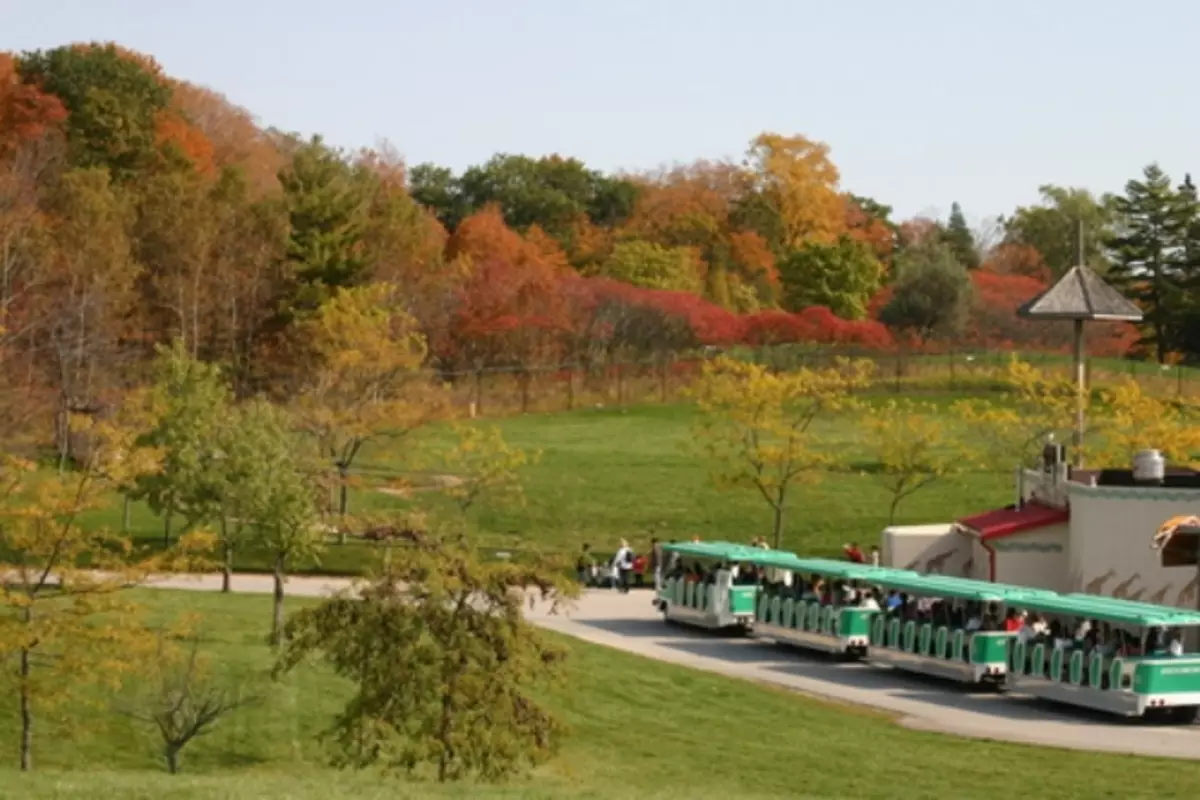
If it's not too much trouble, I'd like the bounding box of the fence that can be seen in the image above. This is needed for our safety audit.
[438,349,1200,418]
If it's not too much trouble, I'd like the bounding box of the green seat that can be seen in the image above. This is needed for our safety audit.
[769,596,782,625]
[1030,644,1045,678]
[1109,658,1124,691]
[1089,652,1104,689]
[807,603,821,631]
[870,615,885,645]
[919,624,933,656]
[1069,650,1084,685]
[888,618,901,648]
[1050,647,1064,682]
[782,598,795,628]
[1012,640,1027,673]
[903,621,917,653]
[757,593,769,621]
[952,630,966,661]
[820,606,833,634]
[795,601,809,630]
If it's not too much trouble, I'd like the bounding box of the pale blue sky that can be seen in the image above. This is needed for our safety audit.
[7,1,1200,223]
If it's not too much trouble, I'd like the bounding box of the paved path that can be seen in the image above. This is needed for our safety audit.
[147,573,1200,761]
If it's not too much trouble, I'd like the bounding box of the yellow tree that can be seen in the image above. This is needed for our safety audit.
[1092,378,1200,467]
[292,282,448,519]
[863,399,968,525]
[745,132,847,248]
[689,356,872,548]
[0,415,211,772]
[951,358,1085,470]
[432,424,538,516]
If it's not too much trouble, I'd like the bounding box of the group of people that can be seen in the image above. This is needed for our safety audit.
[576,535,772,594]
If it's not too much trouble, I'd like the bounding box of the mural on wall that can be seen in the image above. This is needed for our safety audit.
[961,557,973,578]
[904,547,959,574]
[1177,573,1200,608]
[1111,573,1141,599]
[1083,569,1116,595]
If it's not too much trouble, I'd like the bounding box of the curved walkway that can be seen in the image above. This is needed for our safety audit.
[147,573,1200,761]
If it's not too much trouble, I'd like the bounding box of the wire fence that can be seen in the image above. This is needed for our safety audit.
[434,349,1200,418]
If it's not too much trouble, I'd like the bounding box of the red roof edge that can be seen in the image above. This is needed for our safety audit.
[956,502,1069,542]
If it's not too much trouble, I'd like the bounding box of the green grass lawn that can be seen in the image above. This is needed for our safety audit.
[90,397,1014,574]
[2,589,1198,799]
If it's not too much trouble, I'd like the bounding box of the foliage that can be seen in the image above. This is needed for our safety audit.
[879,238,973,340]
[128,339,233,543]
[744,132,846,248]
[278,135,372,313]
[1004,185,1116,277]
[596,239,702,292]
[117,630,259,774]
[0,415,210,771]
[688,356,872,547]
[942,202,979,269]
[1106,164,1196,362]
[273,538,577,783]
[421,424,538,516]
[777,235,884,319]
[16,42,172,180]
[861,399,967,524]
[293,282,441,516]
[951,358,1085,469]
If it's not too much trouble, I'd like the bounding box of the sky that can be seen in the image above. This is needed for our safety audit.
[7,0,1200,224]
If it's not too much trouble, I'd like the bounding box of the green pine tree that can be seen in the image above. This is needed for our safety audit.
[942,202,979,269]
[1106,164,1194,362]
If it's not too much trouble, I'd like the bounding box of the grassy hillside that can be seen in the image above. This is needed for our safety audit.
[91,399,1013,574]
[1,590,1197,799]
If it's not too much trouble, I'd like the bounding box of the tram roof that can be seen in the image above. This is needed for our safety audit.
[1008,592,1200,628]
[662,541,765,561]
[866,572,1055,603]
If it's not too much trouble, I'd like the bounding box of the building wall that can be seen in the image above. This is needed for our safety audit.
[989,523,1069,592]
[880,524,974,576]
[1067,484,1200,610]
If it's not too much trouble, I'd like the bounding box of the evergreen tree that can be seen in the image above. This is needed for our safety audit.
[879,238,973,340]
[942,202,980,269]
[278,136,371,315]
[1170,174,1200,358]
[1106,164,1194,362]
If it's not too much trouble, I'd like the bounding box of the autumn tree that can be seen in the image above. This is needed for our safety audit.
[293,282,442,518]
[597,239,702,292]
[744,132,846,248]
[118,630,259,774]
[37,167,139,464]
[1092,378,1200,467]
[16,43,171,181]
[777,236,883,319]
[689,356,872,548]
[862,399,966,525]
[425,424,537,517]
[0,416,209,771]
[951,358,1087,469]
[273,536,576,782]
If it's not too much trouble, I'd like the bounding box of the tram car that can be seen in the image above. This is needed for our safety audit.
[653,541,1200,723]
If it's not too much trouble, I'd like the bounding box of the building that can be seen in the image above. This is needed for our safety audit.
[881,445,1200,612]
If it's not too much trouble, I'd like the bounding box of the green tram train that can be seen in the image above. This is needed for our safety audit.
[653,540,1200,723]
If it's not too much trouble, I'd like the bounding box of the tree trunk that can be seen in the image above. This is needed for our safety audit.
[121,495,131,532]
[271,553,285,647]
[19,606,32,771]
[222,540,234,593]
[163,503,174,548]
[165,745,179,775]
[337,463,349,518]
[889,495,902,526]
[771,504,784,550]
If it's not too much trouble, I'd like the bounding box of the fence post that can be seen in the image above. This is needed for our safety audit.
[616,363,624,406]
[659,356,669,403]
[474,367,483,416]
[519,369,531,414]
[566,364,575,411]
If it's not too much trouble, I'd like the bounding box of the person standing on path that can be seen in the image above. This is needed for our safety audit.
[614,538,634,594]
[650,537,663,592]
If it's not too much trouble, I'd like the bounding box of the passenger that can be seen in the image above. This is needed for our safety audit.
[1029,614,1049,639]
[843,542,866,563]
[859,590,881,611]
[1073,618,1092,644]
[869,545,881,567]
[965,609,983,632]
[666,541,681,574]
[885,590,903,614]
[613,539,634,594]
[1002,609,1024,634]
[1169,629,1184,657]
